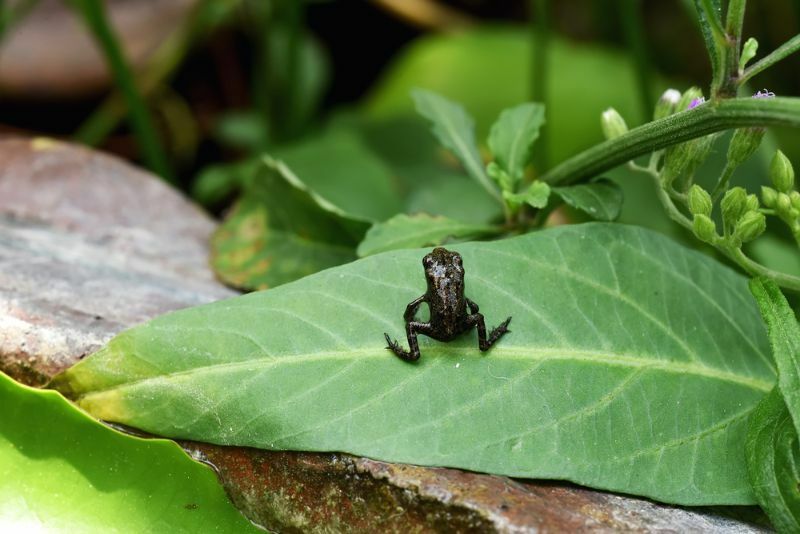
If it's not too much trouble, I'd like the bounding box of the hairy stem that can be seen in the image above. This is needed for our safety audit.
[540,97,800,186]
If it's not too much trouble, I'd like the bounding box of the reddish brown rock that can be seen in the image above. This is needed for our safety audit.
[0,137,769,532]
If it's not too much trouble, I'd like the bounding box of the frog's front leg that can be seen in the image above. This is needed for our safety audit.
[384,321,434,362]
[404,295,426,322]
[466,310,512,352]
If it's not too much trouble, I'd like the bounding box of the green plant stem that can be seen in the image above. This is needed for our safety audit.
[739,34,800,86]
[540,97,800,186]
[711,161,736,199]
[75,0,232,146]
[530,0,549,171]
[651,173,800,292]
[70,0,172,182]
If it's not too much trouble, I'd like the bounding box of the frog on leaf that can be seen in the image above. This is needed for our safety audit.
[384,247,512,362]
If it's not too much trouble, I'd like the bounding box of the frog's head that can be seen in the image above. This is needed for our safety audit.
[422,247,464,286]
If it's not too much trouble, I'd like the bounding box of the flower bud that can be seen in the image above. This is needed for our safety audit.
[770,150,795,193]
[692,214,717,243]
[660,134,715,185]
[761,186,778,208]
[721,187,748,228]
[733,211,766,243]
[677,87,704,112]
[727,127,765,170]
[746,194,759,212]
[688,185,713,217]
[739,38,758,73]
[791,191,800,211]
[601,108,628,140]
[777,193,792,214]
[654,89,681,120]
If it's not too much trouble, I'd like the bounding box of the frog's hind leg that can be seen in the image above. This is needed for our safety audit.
[467,313,512,352]
[384,321,434,362]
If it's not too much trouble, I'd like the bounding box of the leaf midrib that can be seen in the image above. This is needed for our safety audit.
[77,345,773,400]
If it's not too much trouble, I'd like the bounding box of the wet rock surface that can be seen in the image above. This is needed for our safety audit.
[0,138,769,532]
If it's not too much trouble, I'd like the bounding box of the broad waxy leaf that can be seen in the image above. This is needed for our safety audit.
[412,89,502,203]
[745,389,800,532]
[211,159,368,290]
[749,278,800,435]
[553,179,624,221]
[55,224,774,505]
[488,103,545,183]
[357,213,499,257]
[0,372,258,532]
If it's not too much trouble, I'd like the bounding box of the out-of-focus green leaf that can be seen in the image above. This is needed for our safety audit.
[192,159,257,208]
[553,179,624,221]
[745,388,800,532]
[56,224,773,506]
[748,235,800,278]
[214,112,271,153]
[505,181,551,209]
[488,103,546,184]
[270,130,403,222]
[211,160,368,290]
[357,213,499,257]
[365,27,649,164]
[0,372,258,532]
[412,89,501,203]
[405,172,504,224]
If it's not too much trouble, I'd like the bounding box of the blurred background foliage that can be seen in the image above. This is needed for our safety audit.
[1,0,798,284]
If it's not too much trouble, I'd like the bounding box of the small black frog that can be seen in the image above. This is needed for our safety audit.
[384,247,512,362]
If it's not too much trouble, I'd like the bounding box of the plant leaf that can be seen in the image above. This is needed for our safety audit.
[553,179,624,221]
[488,103,545,183]
[749,278,800,436]
[412,88,502,203]
[693,0,722,84]
[745,388,800,532]
[0,372,257,532]
[505,181,551,209]
[357,213,499,257]
[54,224,774,505]
[269,131,403,223]
[211,160,368,290]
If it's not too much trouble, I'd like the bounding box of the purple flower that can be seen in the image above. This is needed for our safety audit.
[753,88,775,98]
[688,97,706,109]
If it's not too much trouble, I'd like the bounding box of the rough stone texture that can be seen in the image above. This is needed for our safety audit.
[0,137,235,384]
[0,0,197,98]
[0,137,770,532]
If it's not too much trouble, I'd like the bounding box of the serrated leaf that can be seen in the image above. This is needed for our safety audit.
[749,278,800,436]
[745,388,800,532]
[211,160,368,290]
[412,88,502,203]
[55,224,774,505]
[488,103,545,183]
[553,179,624,221]
[357,213,499,257]
[0,372,257,532]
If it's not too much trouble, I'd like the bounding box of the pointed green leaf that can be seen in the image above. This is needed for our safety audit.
[745,388,800,532]
[211,160,368,290]
[412,88,502,203]
[357,213,499,257]
[488,103,545,183]
[749,278,800,436]
[0,372,257,532]
[55,224,774,505]
[505,181,551,209]
[553,179,624,221]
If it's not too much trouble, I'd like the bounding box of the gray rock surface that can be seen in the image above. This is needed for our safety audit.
[0,137,770,532]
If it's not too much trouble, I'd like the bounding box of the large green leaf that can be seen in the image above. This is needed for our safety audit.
[357,214,499,257]
[412,89,501,204]
[0,372,258,532]
[488,103,545,184]
[211,159,368,290]
[54,224,774,505]
[745,389,800,532]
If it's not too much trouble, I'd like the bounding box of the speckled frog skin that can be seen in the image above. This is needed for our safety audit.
[384,247,512,362]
